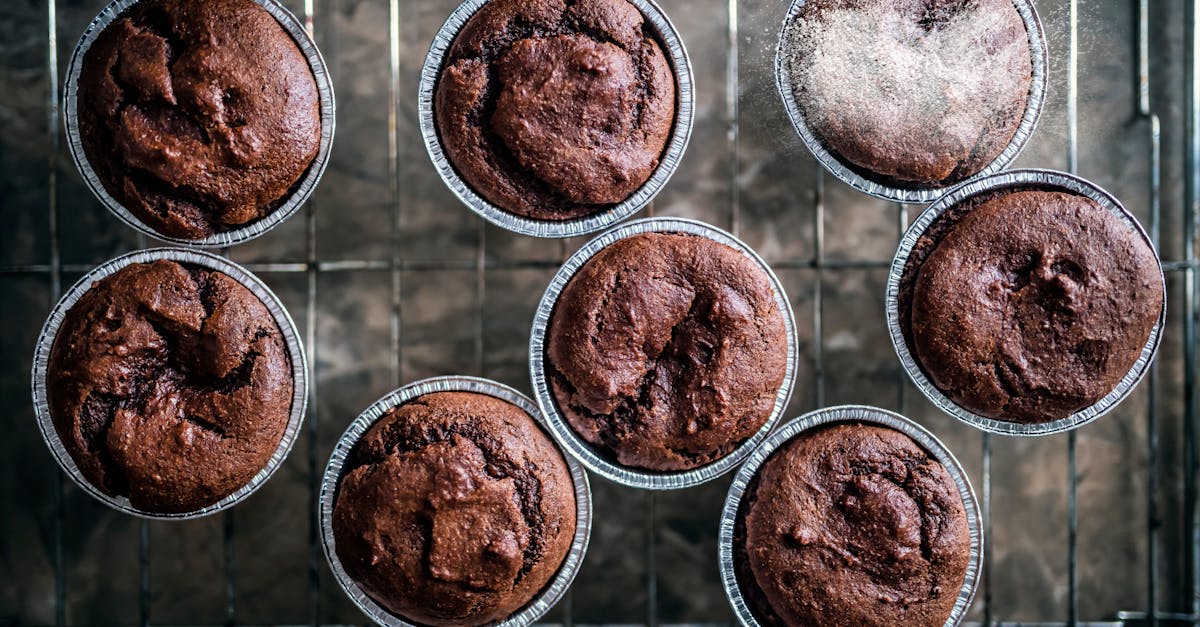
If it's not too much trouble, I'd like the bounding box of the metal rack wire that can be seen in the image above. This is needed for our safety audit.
[2,0,1197,625]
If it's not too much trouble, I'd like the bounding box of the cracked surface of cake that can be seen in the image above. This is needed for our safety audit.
[47,260,293,513]
[77,0,321,239]
[733,422,971,627]
[900,189,1163,423]
[547,232,788,471]
[332,391,576,627]
[434,0,677,221]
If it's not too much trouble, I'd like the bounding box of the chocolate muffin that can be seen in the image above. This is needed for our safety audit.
[77,0,321,239]
[781,0,1033,186]
[734,422,971,627]
[900,189,1163,424]
[434,0,677,221]
[547,232,789,472]
[332,392,576,627]
[47,260,294,514]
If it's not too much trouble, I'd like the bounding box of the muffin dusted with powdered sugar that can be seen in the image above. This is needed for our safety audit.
[781,0,1033,186]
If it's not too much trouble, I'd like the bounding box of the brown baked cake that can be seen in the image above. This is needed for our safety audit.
[47,260,294,514]
[734,422,971,627]
[77,0,321,239]
[547,232,789,472]
[781,0,1033,186]
[435,0,677,221]
[332,392,576,627]
[901,189,1163,424]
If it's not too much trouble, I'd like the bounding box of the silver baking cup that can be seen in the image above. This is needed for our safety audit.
[529,217,799,490]
[63,0,336,248]
[418,0,695,239]
[30,248,309,520]
[319,376,593,627]
[718,405,983,627]
[775,0,1047,204]
[886,169,1167,436]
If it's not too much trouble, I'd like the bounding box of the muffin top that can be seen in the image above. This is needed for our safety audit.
[736,422,971,627]
[77,0,321,239]
[332,392,577,627]
[47,260,294,514]
[547,232,789,472]
[905,190,1163,423]
[782,0,1032,186]
[435,0,677,221]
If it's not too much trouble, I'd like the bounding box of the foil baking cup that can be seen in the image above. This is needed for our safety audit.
[63,0,336,248]
[718,405,983,627]
[418,0,695,238]
[775,0,1047,204]
[886,169,1167,436]
[30,248,309,520]
[319,376,593,627]
[529,217,799,490]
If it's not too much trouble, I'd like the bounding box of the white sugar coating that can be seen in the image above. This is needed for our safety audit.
[783,0,1033,183]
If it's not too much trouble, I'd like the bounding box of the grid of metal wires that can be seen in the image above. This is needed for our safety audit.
[3,0,1198,625]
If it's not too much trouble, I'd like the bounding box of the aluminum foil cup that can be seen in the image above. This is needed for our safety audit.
[418,0,695,239]
[886,169,1167,436]
[63,0,336,248]
[774,0,1047,204]
[30,248,309,520]
[319,376,592,627]
[718,405,983,627]
[529,217,799,489]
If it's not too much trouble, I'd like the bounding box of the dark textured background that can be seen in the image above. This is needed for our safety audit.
[1,0,1197,625]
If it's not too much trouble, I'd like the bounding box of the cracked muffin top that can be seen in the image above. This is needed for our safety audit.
[434,0,677,221]
[781,0,1032,187]
[332,392,576,627]
[77,0,321,239]
[47,260,294,514]
[547,232,789,472]
[734,422,971,627]
[900,190,1163,423]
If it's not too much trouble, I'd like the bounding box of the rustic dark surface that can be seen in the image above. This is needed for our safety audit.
[0,0,1195,624]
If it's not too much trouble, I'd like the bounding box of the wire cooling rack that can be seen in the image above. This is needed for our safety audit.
[0,0,1196,625]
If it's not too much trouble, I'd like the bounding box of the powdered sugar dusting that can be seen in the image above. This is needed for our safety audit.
[783,0,1033,183]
